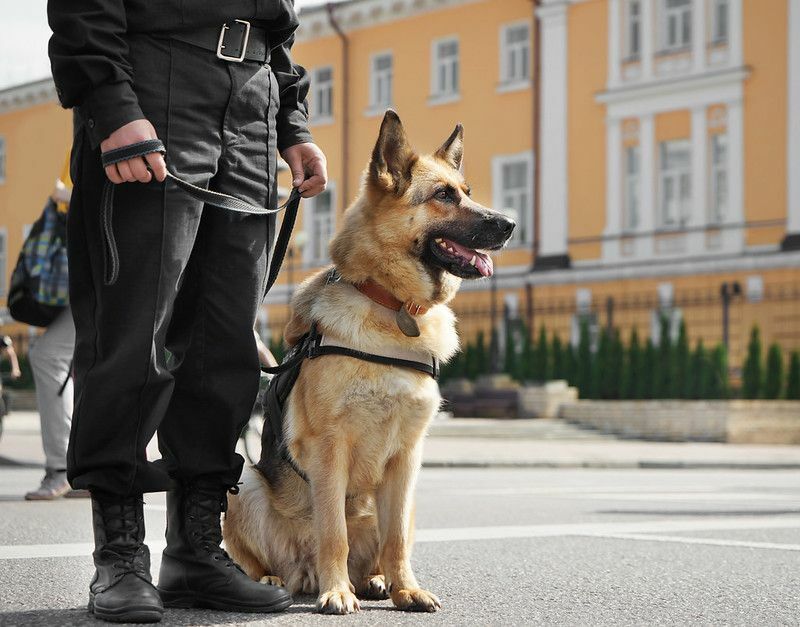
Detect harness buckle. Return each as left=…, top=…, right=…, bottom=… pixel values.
left=216, top=20, right=251, bottom=62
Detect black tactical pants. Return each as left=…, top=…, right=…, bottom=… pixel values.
left=67, top=34, right=278, bottom=495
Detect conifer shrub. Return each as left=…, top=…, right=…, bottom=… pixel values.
left=764, top=343, right=784, bottom=399
left=786, top=351, right=800, bottom=400
left=742, top=325, right=762, bottom=399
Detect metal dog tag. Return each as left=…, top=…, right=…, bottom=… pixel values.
left=396, top=307, right=420, bottom=337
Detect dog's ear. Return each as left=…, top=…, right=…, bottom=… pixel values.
left=434, top=124, right=464, bottom=171
left=369, top=110, right=417, bottom=195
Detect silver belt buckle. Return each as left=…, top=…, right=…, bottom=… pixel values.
left=216, top=19, right=251, bottom=62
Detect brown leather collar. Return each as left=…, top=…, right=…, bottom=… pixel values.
left=355, top=279, right=429, bottom=316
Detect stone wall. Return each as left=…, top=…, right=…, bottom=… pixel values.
left=561, top=400, right=800, bottom=444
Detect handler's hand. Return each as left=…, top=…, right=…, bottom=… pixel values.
left=100, top=119, right=168, bottom=185
left=281, top=142, right=327, bottom=198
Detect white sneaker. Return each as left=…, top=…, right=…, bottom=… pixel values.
left=24, top=469, right=71, bottom=500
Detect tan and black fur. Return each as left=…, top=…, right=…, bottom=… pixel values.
left=223, top=110, right=514, bottom=614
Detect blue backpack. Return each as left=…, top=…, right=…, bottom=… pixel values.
left=8, top=199, right=69, bottom=327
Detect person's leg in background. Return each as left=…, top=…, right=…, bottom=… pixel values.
left=25, top=306, right=82, bottom=500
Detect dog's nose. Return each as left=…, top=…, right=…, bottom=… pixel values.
left=493, top=215, right=516, bottom=238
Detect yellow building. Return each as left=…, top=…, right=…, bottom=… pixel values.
left=1, top=0, right=799, bottom=378
left=267, top=0, right=800, bottom=374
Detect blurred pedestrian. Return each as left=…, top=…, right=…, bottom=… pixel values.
left=0, top=336, right=22, bottom=419
left=24, top=165, right=85, bottom=501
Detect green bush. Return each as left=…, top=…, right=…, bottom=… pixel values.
left=564, top=342, right=577, bottom=387
left=590, top=328, right=609, bottom=399
left=786, top=351, right=800, bottom=400
left=503, top=323, right=518, bottom=380
left=656, top=314, right=675, bottom=398
left=576, top=320, right=592, bottom=398
left=763, top=343, right=784, bottom=399
left=707, top=344, right=729, bottom=400
left=532, top=325, right=550, bottom=382
left=640, top=339, right=657, bottom=399
left=551, top=333, right=565, bottom=381
left=742, top=325, right=762, bottom=399
left=622, top=328, right=641, bottom=400
left=688, top=340, right=708, bottom=399
left=674, top=321, right=690, bottom=399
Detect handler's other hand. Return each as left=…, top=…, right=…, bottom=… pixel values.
left=100, top=119, right=168, bottom=185
left=281, top=142, right=327, bottom=198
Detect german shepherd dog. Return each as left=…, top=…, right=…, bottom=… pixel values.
left=223, top=111, right=515, bottom=614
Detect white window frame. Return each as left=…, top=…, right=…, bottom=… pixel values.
left=623, top=144, right=641, bottom=232
left=492, top=151, right=534, bottom=247
left=658, top=139, right=692, bottom=229
left=624, top=0, right=642, bottom=59
left=429, top=36, right=460, bottom=104
left=711, top=0, right=729, bottom=44
left=0, top=227, right=7, bottom=296
left=368, top=51, right=393, bottom=114
left=310, top=66, right=334, bottom=125
left=498, top=21, right=531, bottom=92
left=660, top=0, right=692, bottom=52
left=0, top=136, right=6, bottom=184
left=709, top=133, right=728, bottom=224
left=304, top=182, right=336, bottom=265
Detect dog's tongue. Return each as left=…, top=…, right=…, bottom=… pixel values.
left=445, top=239, right=494, bottom=277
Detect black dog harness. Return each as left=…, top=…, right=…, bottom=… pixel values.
left=258, top=318, right=439, bottom=484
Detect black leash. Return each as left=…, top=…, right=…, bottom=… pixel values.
left=100, top=139, right=301, bottom=294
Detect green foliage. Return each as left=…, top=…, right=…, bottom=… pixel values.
left=622, top=328, right=641, bottom=400
left=764, top=343, right=784, bottom=399
left=674, top=321, right=690, bottom=399
left=268, top=336, right=286, bottom=364
left=656, top=315, right=675, bottom=398
left=640, top=339, right=657, bottom=399
left=590, top=328, right=608, bottom=399
left=532, top=326, right=550, bottom=382
left=786, top=351, right=800, bottom=400
left=503, top=323, right=518, bottom=380
left=488, top=328, right=500, bottom=374
left=742, top=325, right=762, bottom=399
left=564, top=342, right=577, bottom=387
left=688, top=340, right=708, bottom=399
left=576, top=320, right=592, bottom=398
left=520, top=327, right=534, bottom=382
left=707, top=344, right=729, bottom=400
left=551, top=334, right=565, bottom=381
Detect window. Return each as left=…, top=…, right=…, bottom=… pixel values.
left=659, top=140, right=691, bottom=228
left=431, top=37, right=459, bottom=99
left=500, top=23, right=530, bottom=84
left=370, top=52, right=393, bottom=110
left=0, top=136, right=6, bottom=184
left=0, top=228, right=6, bottom=296
left=709, top=133, right=728, bottom=224
left=493, top=153, right=533, bottom=246
left=307, top=188, right=334, bottom=263
left=626, top=0, right=642, bottom=58
left=623, top=145, right=640, bottom=231
left=661, top=0, right=691, bottom=51
left=311, top=66, right=333, bottom=122
left=711, top=0, right=729, bottom=43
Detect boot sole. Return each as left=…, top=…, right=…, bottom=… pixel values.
left=158, top=589, right=293, bottom=613
left=88, top=595, right=164, bottom=623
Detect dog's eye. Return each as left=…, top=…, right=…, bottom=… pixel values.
left=435, top=189, right=449, bottom=201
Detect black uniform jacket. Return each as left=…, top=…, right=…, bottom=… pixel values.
left=47, top=0, right=312, bottom=150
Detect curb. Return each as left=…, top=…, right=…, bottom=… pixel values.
left=422, top=460, right=800, bottom=470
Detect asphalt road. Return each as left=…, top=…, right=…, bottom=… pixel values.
left=1, top=465, right=798, bottom=626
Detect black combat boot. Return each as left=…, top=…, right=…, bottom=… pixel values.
left=157, top=479, right=293, bottom=613
left=88, top=492, right=164, bottom=623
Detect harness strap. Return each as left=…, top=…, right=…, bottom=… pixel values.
left=310, top=345, right=439, bottom=378
left=99, top=139, right=301, bottom=294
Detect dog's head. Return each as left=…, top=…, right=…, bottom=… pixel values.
left=330, top=110, right=515, bottom=305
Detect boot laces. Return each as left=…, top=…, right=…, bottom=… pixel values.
left=186, top=485, right=242, bottom=571
left=99, top=499, right=146, bottom=579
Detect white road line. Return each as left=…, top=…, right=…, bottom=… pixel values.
left=2, top=516, right=798, bottom=560
left=582, top=533, right=800, bottom=552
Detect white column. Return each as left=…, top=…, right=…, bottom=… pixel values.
left=787, top=0, right=800, bottom=241
left=726, top=100, right=745, bottom=252
left=688, top=106, right=707, bottom=253
left=637, top=113, right=655, bottom=257
left=729, top=0, right=743, bottom=66
left=537, top=1, right=569, bottom=262
left=603, top=117, right=623, bottom=260
left=641, top=0, right=655, bottom=80
left=692, top=0, right=706, bottom=73
left=608, top=0, right=622, bottom=87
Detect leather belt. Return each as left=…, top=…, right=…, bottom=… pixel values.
left=171, top=20, right=270, bottom=64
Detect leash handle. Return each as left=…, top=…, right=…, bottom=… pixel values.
left=99, top=139, right=302, bottom=292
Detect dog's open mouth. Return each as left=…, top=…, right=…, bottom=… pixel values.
left=428, top=237, right=494, bottom=278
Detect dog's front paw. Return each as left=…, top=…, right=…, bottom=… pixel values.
left=391, top=587, right=442, bottom=612
left=259, top=575, right=285, bottom=587
left=317, top=588, right=361, bottom=614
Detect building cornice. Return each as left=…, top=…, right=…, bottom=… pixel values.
left=296, top=0, right=486, bottom=42
left=0, top=78, right=57, bottom=115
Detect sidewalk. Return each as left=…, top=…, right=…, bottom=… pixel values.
left=3, top=411, right=800, bottom=471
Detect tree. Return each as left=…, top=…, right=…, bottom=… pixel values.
left=674, top=320, right=691, bottom=399
left=607, top=329, right=624, bottom=399
left=552, top=333, right=565, bottom=381
left=520, top=326, right=534, bottom=383
left=532, top=325, right=550, bottom=382
left=707, top=344, right=729, bottom=400
left=688, top=340, right=708, bottom=399
left=576, top=320, right=592, bottom=398
left=564, top=341, right=578, bottom=387
left=640, top=339, right=657, bottom=399
left=590, top=328, right=610, bottom=399
left=656, top=314, right=675, bottom=398
left=764, top=343, right=784, bottom=399
left=622, top=328, right=641, bottom=400
left=742, top=325, right=762, bottom=399
left=786, top=351, right=800, bottom=400
left=503, top=322, right=518, bottom=380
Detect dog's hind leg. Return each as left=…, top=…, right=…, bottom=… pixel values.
left=348, top=515, right=388, bottom=600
